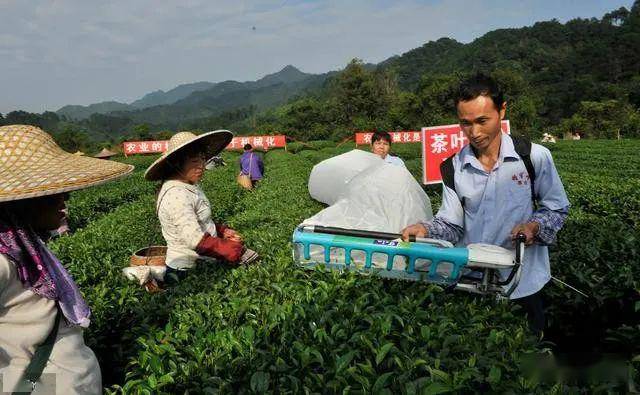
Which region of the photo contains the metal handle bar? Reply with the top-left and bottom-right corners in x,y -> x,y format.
299,225 -> 453,248
496,233 -> 526,286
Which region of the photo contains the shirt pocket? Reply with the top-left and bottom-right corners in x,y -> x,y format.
507,177 -> 533,213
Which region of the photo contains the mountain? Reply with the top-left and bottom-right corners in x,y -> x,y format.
106,66 -> 331,127
253,65 -> 312,87
377,37 -> 465,89
377,7 -> 640,123
57,101 -> 131,121
55,65 -> 323,122
129,81 -> 216,109
56,81 -> 216,120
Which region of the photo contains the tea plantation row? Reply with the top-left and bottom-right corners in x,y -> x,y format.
49,139 -> 639,393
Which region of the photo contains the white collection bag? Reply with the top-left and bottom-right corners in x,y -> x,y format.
304,149 -> 433,233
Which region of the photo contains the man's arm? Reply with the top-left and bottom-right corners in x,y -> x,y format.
512,145 -> 570,245
529,207 -> 568,245
422,218 -> 464,244
403,177 -> 465,244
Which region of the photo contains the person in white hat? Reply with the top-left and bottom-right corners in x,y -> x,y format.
0,125 -> 134,394
145,131 -> 259,284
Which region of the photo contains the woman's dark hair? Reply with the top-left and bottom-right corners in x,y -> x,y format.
454,73 -> 505,110
243,143 -> 253,151
0,201 -> 26,226
371,131 -> 392,145
0,197 -> 62,239
157,145 -> 206,193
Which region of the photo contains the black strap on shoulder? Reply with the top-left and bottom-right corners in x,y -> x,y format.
439,136 -> 537,207
509,135 -> 536,204
15,307 -> 61,394
440,153 -> 465,207
440,154 -> 456,193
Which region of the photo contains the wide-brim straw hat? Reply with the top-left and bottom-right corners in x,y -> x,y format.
144,130 -> 233,181
95,147 -> 117,158
0,125 -> 134,202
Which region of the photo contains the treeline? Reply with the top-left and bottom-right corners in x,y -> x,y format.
0,107 -> 255,153
2,0 -> 639,148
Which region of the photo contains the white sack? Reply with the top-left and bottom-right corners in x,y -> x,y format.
308,149 -> 383,205
304,150 -> 433,233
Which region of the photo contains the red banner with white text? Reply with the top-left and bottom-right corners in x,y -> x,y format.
355,131 -> 422,145
122,135 -> 287,156
421,120 -> 510,184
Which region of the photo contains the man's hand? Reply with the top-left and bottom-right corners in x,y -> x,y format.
223,228 -> 242,242
510,222 -> 540,246
401,223 -> 428,241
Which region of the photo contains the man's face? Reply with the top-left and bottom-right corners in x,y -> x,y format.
372,139 -> 390,159
457,95 -> 506,151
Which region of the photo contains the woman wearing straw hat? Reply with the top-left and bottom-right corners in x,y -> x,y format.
0,125 -> 134,394
145,131 -> 259,284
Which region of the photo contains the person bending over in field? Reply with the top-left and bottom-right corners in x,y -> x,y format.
239,143 -> 264,188
145,131 -> 259,285
371,131 -> 406,167
401,74 -> 570,337
0,125 -> 133,394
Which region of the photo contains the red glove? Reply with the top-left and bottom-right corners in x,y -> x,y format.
215,223 -> 228,235
196,233 -> 243,263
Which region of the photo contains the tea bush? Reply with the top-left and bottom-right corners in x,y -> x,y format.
48,139 -> 640,393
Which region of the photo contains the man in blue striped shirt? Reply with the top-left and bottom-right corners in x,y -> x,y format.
402,74 -> 570,336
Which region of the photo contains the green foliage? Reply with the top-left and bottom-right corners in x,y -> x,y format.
559,100 -> 640,138
53,123 -> 92,152
44,139 -> 640,393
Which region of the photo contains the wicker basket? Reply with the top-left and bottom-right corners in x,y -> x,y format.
130,246 -> 167,267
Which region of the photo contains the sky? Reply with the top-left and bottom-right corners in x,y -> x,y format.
0,0 -> 633,114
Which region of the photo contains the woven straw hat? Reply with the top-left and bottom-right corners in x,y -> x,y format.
95,147 -> 117,159
0,125 -> 134,202
144,130 -> 233,181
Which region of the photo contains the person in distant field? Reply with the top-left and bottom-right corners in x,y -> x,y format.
371,131 -> 405,167
401,73 -> 570,337
239,144 -> 264,187
145,131 -> 260,285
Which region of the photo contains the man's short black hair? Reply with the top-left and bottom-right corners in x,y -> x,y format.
243,143 -> 252,151
371,131 -> 392,145
455,73 -> 505,110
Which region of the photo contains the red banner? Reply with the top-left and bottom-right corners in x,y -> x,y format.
123,140 -> 169,155
226,135 -> 287,150
421,120 -> 511,184
122,135 -> 287,156
355,131 -> 422,145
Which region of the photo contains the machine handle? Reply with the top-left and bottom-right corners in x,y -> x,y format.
299,225 -> 453,248
515,232 -> 526,264
412,237 -> 454,248
496,232 -> 526,287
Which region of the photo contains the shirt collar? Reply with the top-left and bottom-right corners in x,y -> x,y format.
163,179 -> 199,193
499,133 -> 519,161
460,132 -> 519,170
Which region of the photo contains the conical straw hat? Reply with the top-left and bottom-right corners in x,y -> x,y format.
95,147 -> 117,158
0,125 -> 134,202
144,130 -> 233,181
